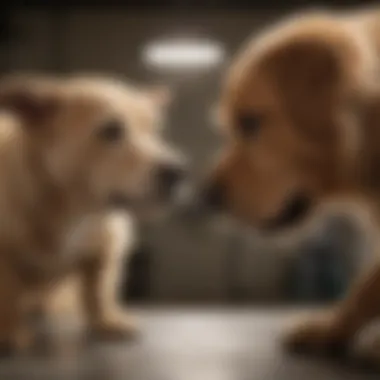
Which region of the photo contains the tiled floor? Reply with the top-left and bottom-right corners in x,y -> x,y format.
0,308 -> 377,380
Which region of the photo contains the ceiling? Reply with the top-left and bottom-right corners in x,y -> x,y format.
2,0 -> 375,10
0,0 -> 375,44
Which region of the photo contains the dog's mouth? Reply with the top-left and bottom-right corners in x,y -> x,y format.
263,193 -> 313,231
107,193 -> 134,209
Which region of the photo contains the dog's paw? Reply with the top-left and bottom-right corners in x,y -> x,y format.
90,313 -> 140,342
282,317 -> 349,358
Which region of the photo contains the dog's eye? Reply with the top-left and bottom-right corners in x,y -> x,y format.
237,114 -> 261,138
98,119 -> 124,142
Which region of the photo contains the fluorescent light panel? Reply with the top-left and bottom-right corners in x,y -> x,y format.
142,37 -> 225,71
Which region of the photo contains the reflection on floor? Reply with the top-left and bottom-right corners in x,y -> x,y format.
0,308 -> 377,380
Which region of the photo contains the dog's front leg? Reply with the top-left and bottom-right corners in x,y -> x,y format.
283,261 -> 380,357
79,254 -> 138,341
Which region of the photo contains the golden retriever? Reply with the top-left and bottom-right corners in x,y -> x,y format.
201,7 -> 380,367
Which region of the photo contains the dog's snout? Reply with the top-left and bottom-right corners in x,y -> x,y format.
157,163 -> 187,196
265,193 -> 312,230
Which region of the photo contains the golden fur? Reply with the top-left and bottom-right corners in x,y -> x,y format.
0,75 -> 179,353
209,7 -> 380,367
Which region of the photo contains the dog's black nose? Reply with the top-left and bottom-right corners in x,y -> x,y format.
265,193 -> 312,230
201,180 -> 226,211
157,163 -> 187,196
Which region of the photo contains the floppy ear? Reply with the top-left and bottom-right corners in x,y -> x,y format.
0,76 -> 60,127
267,37 -> 346,142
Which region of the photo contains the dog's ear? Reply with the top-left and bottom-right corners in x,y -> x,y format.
0,76 -> 61,127
266,37 -> 347,142
272,38 -> 341,92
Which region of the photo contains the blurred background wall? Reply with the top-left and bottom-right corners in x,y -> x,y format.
0,1 -> 375,304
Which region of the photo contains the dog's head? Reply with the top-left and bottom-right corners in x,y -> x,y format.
0,75 -> 186,213
201,13 -> 376,230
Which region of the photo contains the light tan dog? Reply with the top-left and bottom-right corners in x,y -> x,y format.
201,7 -> 380,367
0,75 -> 185,353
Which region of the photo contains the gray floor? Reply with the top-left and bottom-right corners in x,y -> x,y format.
0,308 -> 377,380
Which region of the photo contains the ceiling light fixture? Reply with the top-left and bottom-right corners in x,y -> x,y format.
142,37 -> 225,71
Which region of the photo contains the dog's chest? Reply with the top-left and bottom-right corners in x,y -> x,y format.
11,211 -> 134,286
58,215 -> 106,265
18,214 -> 106,278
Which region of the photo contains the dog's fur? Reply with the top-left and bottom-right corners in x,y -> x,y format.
0,75 -> 180,352
208,7 -> 380,366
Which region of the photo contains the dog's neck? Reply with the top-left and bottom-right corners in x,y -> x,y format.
1,133 -> 101,256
